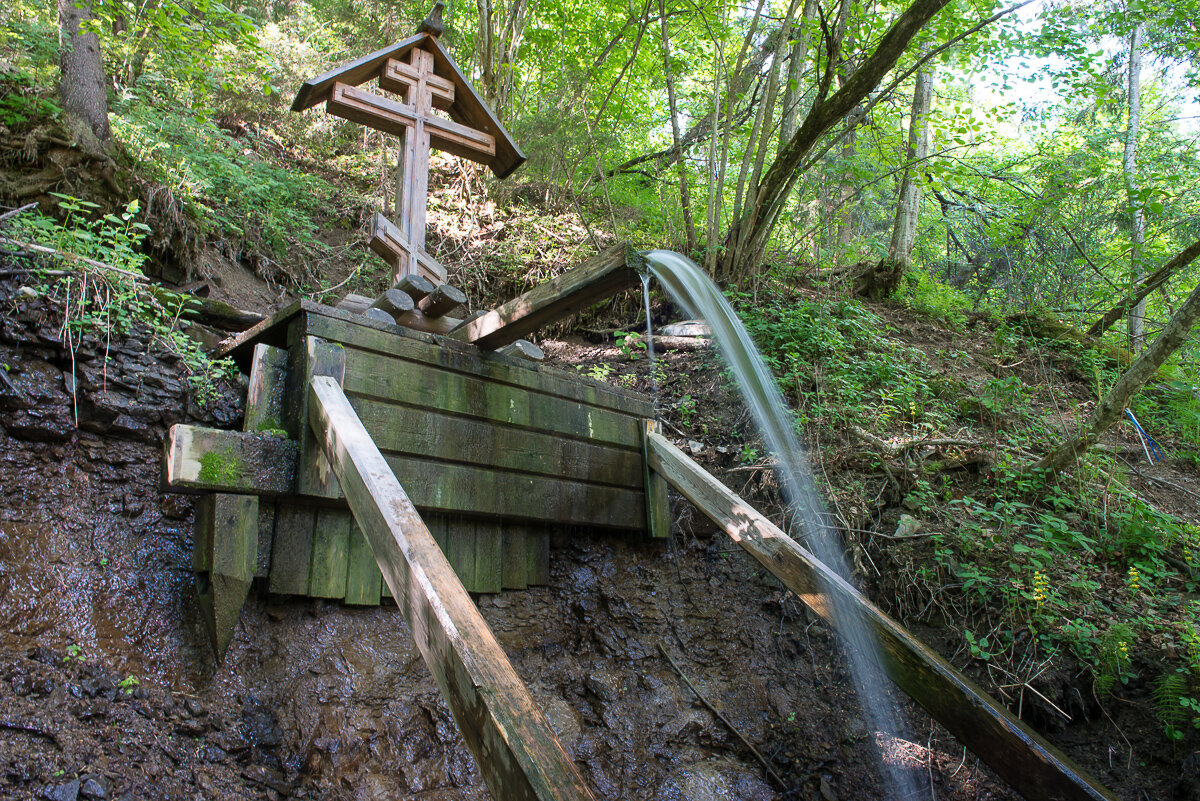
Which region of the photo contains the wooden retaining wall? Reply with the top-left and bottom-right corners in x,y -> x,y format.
174,300 -> 657,603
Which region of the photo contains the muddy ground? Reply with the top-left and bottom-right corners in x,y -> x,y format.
0,268 -> 1192,801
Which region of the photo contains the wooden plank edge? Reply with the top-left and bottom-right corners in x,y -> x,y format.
645,432 -> 1117,801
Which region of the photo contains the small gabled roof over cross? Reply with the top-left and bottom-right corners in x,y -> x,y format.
291,27 -> 524,179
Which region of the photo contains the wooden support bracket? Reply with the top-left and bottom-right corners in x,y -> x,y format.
307,374 -> 595,801
644,432 -> 1116,801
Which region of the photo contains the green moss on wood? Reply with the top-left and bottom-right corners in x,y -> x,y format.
198,447 -> 242,485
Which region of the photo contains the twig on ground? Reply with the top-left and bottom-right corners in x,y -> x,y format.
0,202 -> 38,224
657,641 -> 787,790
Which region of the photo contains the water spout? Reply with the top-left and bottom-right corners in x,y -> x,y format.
643,249 -> 926,800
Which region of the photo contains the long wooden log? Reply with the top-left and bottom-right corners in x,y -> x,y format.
453,244 -> 644,350
306,375 -> 596,801
644,432 -> 1116,801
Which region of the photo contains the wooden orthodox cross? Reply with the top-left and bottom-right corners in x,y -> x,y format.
292,4 -> 524,284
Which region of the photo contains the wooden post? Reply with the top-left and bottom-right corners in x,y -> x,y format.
453,244 -> 643,349
307,375 -> 596,801
370,287 -> 418,318
394,273 -> 437,302
641,420 -> 671,539
194,493 -> 258,658
644,431 -> 1117,801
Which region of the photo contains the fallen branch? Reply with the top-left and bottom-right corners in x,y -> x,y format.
658,641 -> 787,790
0,202 -> 38,224
0,236 -> 149,281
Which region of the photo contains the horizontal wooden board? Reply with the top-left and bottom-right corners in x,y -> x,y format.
304,309 -> 652,417
166,425 -> 297,495
349,395 -> 643,488
342,349 -> 642,451
383,454 -> 645,529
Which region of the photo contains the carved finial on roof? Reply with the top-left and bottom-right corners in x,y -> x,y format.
419,1 -> 446,37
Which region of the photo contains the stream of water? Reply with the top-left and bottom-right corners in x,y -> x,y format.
643,250 -> 927,800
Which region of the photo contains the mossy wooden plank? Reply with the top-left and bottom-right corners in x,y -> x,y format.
642,420 -> 671,539
342,348 -> 642,450
344,521 -> 383,606
193,494 -> 214,572
349,395 -> 643,488
304,307 -> 652,417
256,502 -> 276,578
244,343 -> 289,434
309,507 -> 352,598
269,504 -> 316,595
447,519 -> 477,592
527,529 -> 550,585
501,524 -> 527,590
382,454 -> 645,529
166,424 -> 297,495
294,337 -> 347,499
474,521 -> 502,594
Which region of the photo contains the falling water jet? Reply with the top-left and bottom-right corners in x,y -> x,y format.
643,249 -> 928,800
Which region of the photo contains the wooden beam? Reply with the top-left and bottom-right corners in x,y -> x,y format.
244,344 -> 289,434
368,212 -> 449,283
327,83 -> 496,162
306,375 -> 596,801
165,425 -> 297,495
644,432 -> 1117,801
495,339 -> 545,362
393,273 -> 437,302
370,288 -> 417,318
453,244 -> 643,350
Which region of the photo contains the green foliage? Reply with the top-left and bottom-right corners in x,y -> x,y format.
12,196 -> 235,406
0,65 -> 61,130
113,104 -> 336,263
896,270 -> 975,328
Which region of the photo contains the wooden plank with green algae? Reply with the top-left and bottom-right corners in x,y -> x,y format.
244,343 -> 289,434
303,307 -> 652,417
293,337 -> 347,499
447,519 -> 478,592
342,348 -> 642,450
344,521 -> 383,606
269,504 -> 316,595
501,524 -> 528,590
474,521 -> 503,594
165,424 -> 297,495
381,454 -> 645,529
348,395 -> 643,488
309,507 -> 352,598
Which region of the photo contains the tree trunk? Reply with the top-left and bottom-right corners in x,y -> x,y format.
1124,21 -> 1146,352
659,0 -> 696,253
1088,236 -> 1200,337
887,61 -> 934,265
1035,273 -> 1200,474
718,0 -> 952,281
58,0 -> 111,143
778,0 -> 818,150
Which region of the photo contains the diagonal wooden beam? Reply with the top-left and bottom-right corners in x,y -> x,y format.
307,375 -> 596,801
454,244 -> 644,350
645,431 -> 1117,801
